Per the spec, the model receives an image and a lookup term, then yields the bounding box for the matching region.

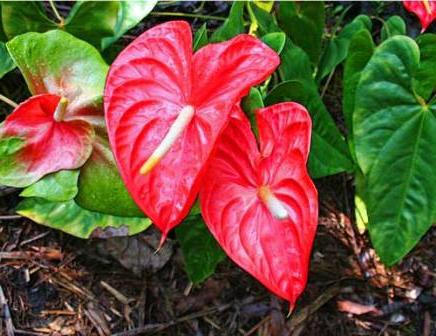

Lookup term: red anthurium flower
[104,21,280,242]
[403,0,436,32]
[0,94,94,187]
[199,103,318,307]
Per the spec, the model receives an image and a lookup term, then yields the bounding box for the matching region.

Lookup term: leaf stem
[150,12,226,21]
[0,94,18,108]
[49,0,64,26]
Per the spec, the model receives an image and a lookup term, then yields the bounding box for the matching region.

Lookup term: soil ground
[1,2,435,335]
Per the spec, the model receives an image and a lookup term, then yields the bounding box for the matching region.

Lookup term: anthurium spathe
[104,21,280,241]
[403,0,436,32]
[0,94,94,187]
[199,103,318,307]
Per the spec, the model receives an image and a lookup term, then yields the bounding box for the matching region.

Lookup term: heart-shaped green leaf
[261,32,286,55]
[20,170,79,202]
[277,1,325,64]
[176,216,226,284]
[211,1,245,42]
[354,35,436,265]
[415,34,436,100]
[17,197,151,239]
[380,16,406,42]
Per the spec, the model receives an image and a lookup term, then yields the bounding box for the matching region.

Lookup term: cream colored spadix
[423,0,431,14]
[258,186,289,220]
[53,97,69,122]
[140,105,195,175]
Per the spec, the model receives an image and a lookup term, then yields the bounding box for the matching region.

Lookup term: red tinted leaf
[105,20,279,239]
[403,1,436,32]
[199,103,318,306]
[0,94,94,187]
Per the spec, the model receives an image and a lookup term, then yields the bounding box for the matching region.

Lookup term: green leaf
[316,15,372,82]
[75,134,144,217]
[17,197,151,239]
[380,15,406,42]
[64,1,119,49]
[246,2,281,36]
[277,1,325,64]
[261,32,286,54]
[0,42,15,79]
[414,34,436,100]
[242,87,264,139]
[342,29,374,159]
[176,216,226,284]
[211,1,245,42]
[0,137,24,156]
[1,2,56,39]
[354,36,436,265]
[193,23,208,51]
[102,0,157,50]
[6,30,108,125]
[20,170,79,202]
[266,80,354,178]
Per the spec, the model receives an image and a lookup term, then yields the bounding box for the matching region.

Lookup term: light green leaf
[266,80,354,178]
[415,34,436,100]
[211,1,245,42]
[317,15,372,82]
[20,170,79,202]
[380,15,406,42]
[277,1,325,64]
[261,32,286,54]
[0,137,24,157]
[0,42,15,79]
[193,23,208,51]
[102,0,157,50]
[342,29,374,159]
[176,216,226,284]
[75,134,144,217]
[354,36,436,265]
[17,197,151,239]
[242,87,264,139]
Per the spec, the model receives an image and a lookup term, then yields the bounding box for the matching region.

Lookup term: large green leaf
[176,216,226,284]
[277,1,325,64]
[6,30,108,126]
[17,197,151,239]
[0,42,15,79]
[211,1,245,42]
[354,36,436,265]
[266,80,354,178]
[20,170,79,202]
[75,134,144,217]
[101,0,157,50]
[415,34,436,101]
[316,15,372,82]
[380,16,406,42]
[342,29,374,159]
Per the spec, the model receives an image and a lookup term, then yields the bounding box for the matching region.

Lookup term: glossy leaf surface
[0,94,94,187]
[354,36,436,265]
[403,0,436,32]
[200,103,318,305]
[17,197,151,239]
[380,16,406,41]
[105,21,279,238]
[176,216,226,284]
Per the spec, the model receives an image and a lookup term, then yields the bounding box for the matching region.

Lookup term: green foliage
[0,137,24,156]
[353,36,436,265]
[17,197,151,239]
[0,42,15,78]
[20,170,79,202]
[261,32,286,54]
[380,16,406,41]
[193,23,208,51]
[277,1,325,64]
[415,34,436,100]
[176,216,226,284]
[242,87,264,139]
[211,1,245,42]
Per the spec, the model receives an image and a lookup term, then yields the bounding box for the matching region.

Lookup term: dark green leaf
[316,15,372,82]
[0,42,15,78]
[415,34,436,100]
[242,87,264,139]
[17,197,151,239]
[277,1,325,64]
[193,23,208,51]
[176,216,226,284]
[211,1,245,42]
[247,2,281,36]
[354,36,436,265]
[20,170,79,202]
[380,15,406,42]
[261,32,286,54]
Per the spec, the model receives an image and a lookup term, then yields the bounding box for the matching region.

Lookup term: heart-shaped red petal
[104,21,279,239]
[0,94,94,187]
[200,103,318,306]
[403,1,436,32]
